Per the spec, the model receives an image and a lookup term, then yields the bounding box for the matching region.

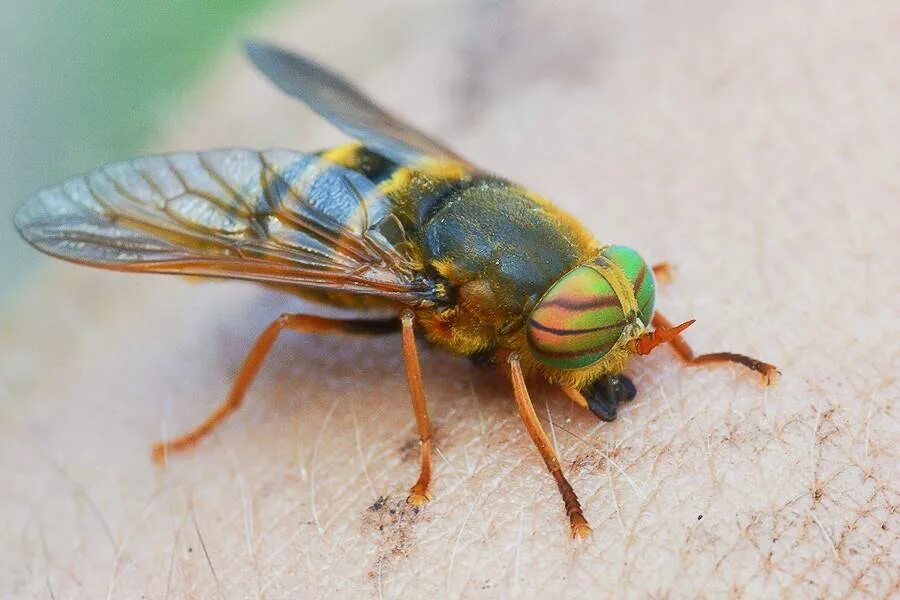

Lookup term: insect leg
[509,354,592,538]
[152,314,400,463]
[400,310,433,506]
[652,262,673,283]
[651,312,778,384]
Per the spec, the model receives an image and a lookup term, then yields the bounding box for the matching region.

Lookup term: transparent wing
[245,40,468,167]
[14,149,435,304]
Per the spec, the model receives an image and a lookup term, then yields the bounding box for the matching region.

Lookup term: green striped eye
[526,246,655,370]
[601,245,655,326]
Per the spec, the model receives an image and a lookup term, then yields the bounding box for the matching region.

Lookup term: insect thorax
[411,177,599,358]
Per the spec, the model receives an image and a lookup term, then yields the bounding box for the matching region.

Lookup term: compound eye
[600,245,656,327]
[526,265,627,370]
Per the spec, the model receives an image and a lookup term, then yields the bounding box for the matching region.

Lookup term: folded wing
[245,41,468,168]
[15,149,435,304]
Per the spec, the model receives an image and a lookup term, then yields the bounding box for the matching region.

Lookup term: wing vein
[16,148,436,305]
[258,154,376,264]
[196,153,268,240]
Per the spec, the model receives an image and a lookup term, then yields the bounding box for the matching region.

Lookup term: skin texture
[2,0,898,597]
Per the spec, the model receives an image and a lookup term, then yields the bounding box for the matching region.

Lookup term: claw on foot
[406,492,431,506]
[755,361,780,385]
[151,443,167,465]
[571,522,593,539]
[652,262,674,283]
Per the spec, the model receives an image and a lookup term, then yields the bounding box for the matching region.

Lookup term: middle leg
[401,310,434,506]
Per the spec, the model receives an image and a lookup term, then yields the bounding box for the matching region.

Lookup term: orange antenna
[628,319,695,355]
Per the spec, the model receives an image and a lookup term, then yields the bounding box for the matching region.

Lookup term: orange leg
[652,262,673,283]
[401,310,434,506]
[509,354,592,538]
[652,312,778,384]
[152,314,399,463]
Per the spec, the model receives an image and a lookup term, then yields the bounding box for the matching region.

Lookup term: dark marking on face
[581,374,637,421]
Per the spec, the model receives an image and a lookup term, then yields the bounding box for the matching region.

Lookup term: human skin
[2,1,898,597]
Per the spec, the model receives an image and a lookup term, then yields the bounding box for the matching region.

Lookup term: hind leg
[152,314,399,463]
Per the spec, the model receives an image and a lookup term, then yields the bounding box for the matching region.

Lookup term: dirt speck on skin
[569,452,604,474]
[360,495,427,583]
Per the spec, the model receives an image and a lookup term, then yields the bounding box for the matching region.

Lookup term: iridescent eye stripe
[632,265,646,298]
[538,295,622,311]
[528,317,625,336]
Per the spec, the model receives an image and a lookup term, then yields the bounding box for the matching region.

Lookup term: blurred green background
[0,0,282,304]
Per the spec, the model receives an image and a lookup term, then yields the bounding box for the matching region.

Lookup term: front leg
[561,375,637,422]
[508,354,592,538]
[651,312,778,384]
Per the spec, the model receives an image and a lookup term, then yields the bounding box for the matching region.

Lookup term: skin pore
[1,1,897,597]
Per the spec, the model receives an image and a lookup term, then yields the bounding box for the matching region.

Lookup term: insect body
[14,42,777,538]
